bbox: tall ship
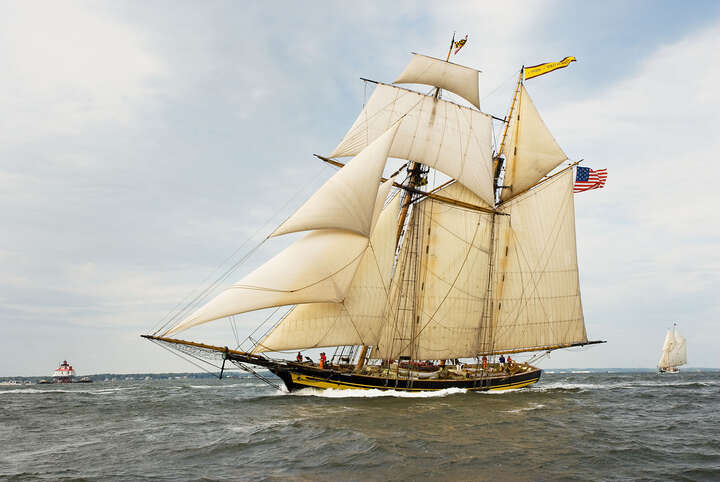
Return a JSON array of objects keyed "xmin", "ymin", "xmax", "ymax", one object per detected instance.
[
  {"xmin": 144, "ymin": 39, "xmax": 603, "ymax": 392},
  {"xmin": 658, "ymin": 323, "xmax": 686, "ymax": 374}
]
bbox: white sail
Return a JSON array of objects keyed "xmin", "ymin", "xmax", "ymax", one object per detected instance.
[
  {"xmin": 491, "ymin": 169, "xmax": 587, "ymax": 352},
  {"xmin": 165, "ymin": 229, "xmax": 368, "ymax": 335},
  {"xmin": 374, "ymin": 183, "xmax": 494, "ymax": 360},
  {"xmin": 659, "ymin": 326, "xmax": 687, "ymax": 368},
  {"xmin": 272, "ymin": 123, "xmax": 399, "ymax": 237},
  {"xmin": 254, "ymin": 192, "xmax": 401, "ymax": 353},
  {"xmin": 394, "ymin": 53, "xmax": 481, "ymax": 110},
  {"xmin": 500, "ymin": 85, "xmax": 567, "ymax": 201},
  {"xmin": 673, "ymin": 329, "xmax": 687, "ymax": 366},
  {"xmin": 330, "ymin": 83, "xmax": 495, "ymax": 206},
  {"xmin": 658, "ymin": 329, "xmax": 674, "ymax": 368}
]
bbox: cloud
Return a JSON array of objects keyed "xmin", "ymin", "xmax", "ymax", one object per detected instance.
[{"xmin": 0, "ymin": 1, "xmax": 166, "ymax": 142}]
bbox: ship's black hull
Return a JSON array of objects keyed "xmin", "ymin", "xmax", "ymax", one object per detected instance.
[{"xmin": 267, "ymin": 363, "xmax": 542, "ymax": 392}]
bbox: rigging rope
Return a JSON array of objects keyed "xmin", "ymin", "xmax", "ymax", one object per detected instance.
[
  {"xmin": 150, "ymin": 162, "xmax": 330, "ymax": 336},
  {"xmin": 150, "ymin": 339, "xmax": 222, "ymax": 376}
]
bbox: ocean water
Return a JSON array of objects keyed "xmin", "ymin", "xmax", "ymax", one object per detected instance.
[{"xmin": 1, "ymin": 371, "xmax": 719, "ymax": 481}]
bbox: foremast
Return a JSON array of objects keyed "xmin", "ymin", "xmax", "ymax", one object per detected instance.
[{"xmin": 356, "ymin": 35, "xmax": 459, "ymax": 370}]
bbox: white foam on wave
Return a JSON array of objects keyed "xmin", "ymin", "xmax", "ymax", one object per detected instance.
[
  {"xmin": 534, "ymin": 382, "xmax": 600, "ymax": 391},
  {"xmin": 286, "ymin": 387, "xmax": 468, "ymax": 398},
  {"xmin": 190, "ymin": 382, "xmax": 269, "ymax": 389},
  {"xmin": 502, "ymin": 403, "xmax": 546, "ymax": 413},
  {"xmin": 535, "ymin": 379, "xmax": 719, "ymax": 392}
]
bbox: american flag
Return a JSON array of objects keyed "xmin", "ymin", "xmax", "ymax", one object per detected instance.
[{"xmin": 574, "ymin": 166, "xmax": 607, "ymax": 193}]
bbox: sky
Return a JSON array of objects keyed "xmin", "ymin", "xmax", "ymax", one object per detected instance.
[{"xmin": 2, "ymin": 0, "xmax": 719, "ymax": 376}]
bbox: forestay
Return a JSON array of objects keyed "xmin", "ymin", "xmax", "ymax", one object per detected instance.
[
  {"xmin": 253, "ymin": 192, "xmax": 401, "ymax": 353},
  {"xmin": 500, "ymin": 85, "xmax": 567, "ymax": 202},
  {"xmin": 330, "ymin": 83, "xmax": 494, "ymax": 206},
  {"xmin": 394, "ymin": 53, "xmax": 481, "ymax": 110},
  {"xmin": 491, "ymin": 169, "xmax": 587, "ymax": 352}
]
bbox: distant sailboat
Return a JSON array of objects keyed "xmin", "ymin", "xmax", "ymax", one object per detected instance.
[{"xmin": 658, "ymin": 323, "xmax": 686, "ymax": 374}]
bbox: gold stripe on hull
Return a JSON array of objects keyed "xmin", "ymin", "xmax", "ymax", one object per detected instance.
[{"xmin": 289, "ymin": 373, "xmax": 540, "ymax": 392}]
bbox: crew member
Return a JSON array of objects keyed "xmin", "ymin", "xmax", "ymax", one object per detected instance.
[
  {"xmin": 499, "ymin": 354, "xmax": 506, "ymax": 370},
  {"xmin": 296, "ymin": 352, "xmax": 303, "ymax": 363},
  {"xmin": 319, "ymin": 352, "xmax": 327, "ymax": 369},
  {"xmin": 481, "ymin": 355, "xmax": 488, "ymax": 372}
]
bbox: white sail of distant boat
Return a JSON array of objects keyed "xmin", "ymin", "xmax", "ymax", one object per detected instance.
[{"xmin": 658, "ymin": 323, "xmax": 686, "ymax": 373}]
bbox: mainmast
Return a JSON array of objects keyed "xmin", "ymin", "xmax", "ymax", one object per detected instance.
[{"xmin": 357, "ymin": 35, "xmax": 457, "ymax": 370}]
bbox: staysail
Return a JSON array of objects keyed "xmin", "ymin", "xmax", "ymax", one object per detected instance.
[
  {"xmin": 500, "ymin": 84, "xmax": 567, "ymax": 201},
  {"xmin": 164, "ymin": 127, "xmax": 400, "ymax": 336},
  {"xmin": 254, "ymin": 191, "xmax": 401, "ymax": 352},
  {"xmin": 330, "ymin": 82, "xmax": 495, "ymax": 206},
  {"xmin": 273, "ymin": 123, "xmax": 399, "ymax": 237},
  {"xmin": 165, "ymin": 229, "xmax": 369, "ymax": 335}
]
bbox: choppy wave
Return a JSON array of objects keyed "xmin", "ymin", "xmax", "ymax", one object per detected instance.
[
  {"xmin": 189, "ymin": 383, "xmax": 268, "ymax": 389},
  {"xmin": 503, "ymin": 403, "xmax": 546, "ymax": 413},
  {"xmin": 2, "ymin": 372, "xmax": 718, "ymax": 481},
  {"xmin": 534, "ymin": 382, "xmax": 602, "ymax": 392},
  {"xmin": 0, "ymin": 387, "xmax": 136, "ymax": 395}
]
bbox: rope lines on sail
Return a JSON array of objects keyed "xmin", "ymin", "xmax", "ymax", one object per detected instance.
[
  {"xmin": 479, "ymin": 212, "xmax": 497, "ymax": 356},
  {"xmin": 337, "ymin": 85, "xmax": 427, "ymax": 155},
  {"xmin": 396, "ymin": 197, "xmax": 486, "ymax": 359},
  {"xmin": 382, "ymin": 200, "xmax": 423, "ymax": 363},
  {"xmin": 251, "ymin": 193, "xmax": 400, "ymax": 355},
  {"xmin": 338, "ymin": 86, "xmax": 494, "ymax": 199},
  {"xmin": 365, "ymin": 222, "xmax": 397, "ymax": 343},
  {"xmin": 491, "ymin": 175, "xmax": 585, "ymax": 353},
  {"xmin": 230, "ymin": 241, "xmax": 367, "ymax": 294},
  {"xmin": 335, "ymin": 226, "xmax": 399, "ymax": 350},
  {"xmin": 151, "ymin": 162, "xmax": 331, "ymax": 336}
]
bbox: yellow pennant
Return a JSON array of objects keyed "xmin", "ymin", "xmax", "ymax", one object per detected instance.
[{"xmin": 524, "ymin": 56, "xmax": 576, "ymax": 80}]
